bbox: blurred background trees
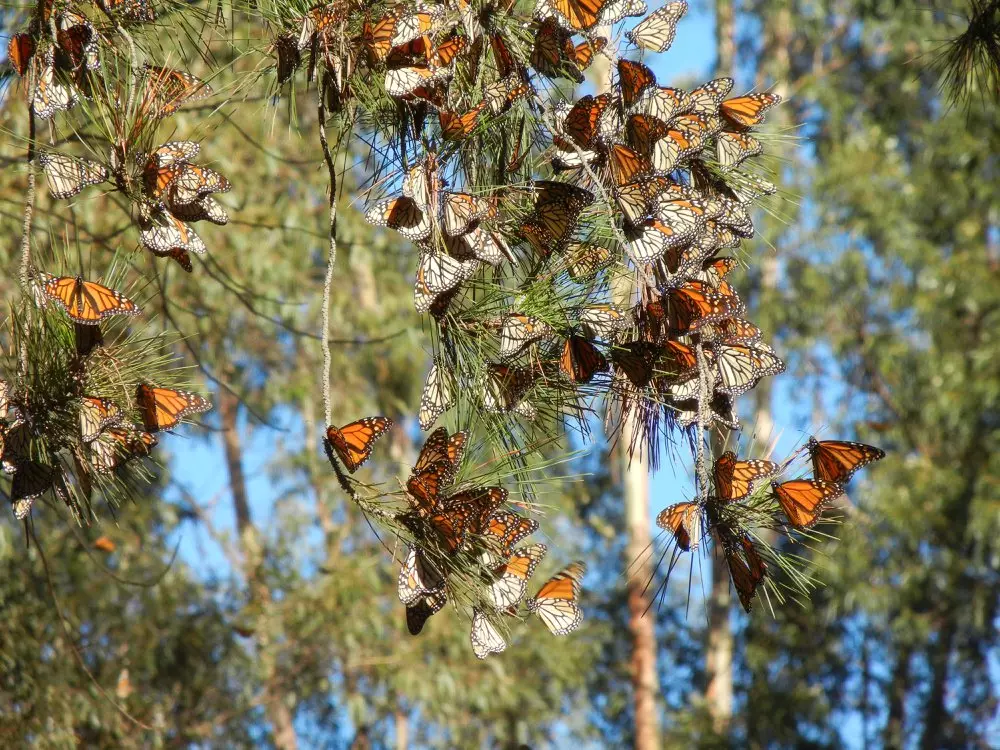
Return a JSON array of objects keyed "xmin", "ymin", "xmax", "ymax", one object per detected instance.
[{"xmin": 1, "ymin": 0, "xmax": 996, "ymax": 748}]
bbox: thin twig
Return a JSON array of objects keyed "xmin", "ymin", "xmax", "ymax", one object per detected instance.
[{"xmin": 317, "ymin": 78, "xmax": 339, "ymax": 428}]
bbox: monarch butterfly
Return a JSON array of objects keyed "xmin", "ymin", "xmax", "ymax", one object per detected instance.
[
  {"xmin": 656, "ymin": 500, "xmax": 702, "ymax": 551},
  {"xmin": 490, "ymin": 542, "xmax": 547, "ymax": 610},
  {"xmin": 406, "ymin": 427, "xmax": 468, "ymax": 513},
  {"xmin": 139, "ymin": 210, "xmax": 206, "ymax": 268},
  {"xmin": 167, "ymin": 165, "xmax": 232, "ymax": 207},
  {"xmin": 614, "ymin": 175, "xmax": 669, "ymax": 224},
  {"xmin": 482, "ymin": 511, "xmax": 539, "ymax": 561},
  {"xmin": 710, "ymin": 342, "xmax": 785, "ymax": 397},
  {"xmin": 79, "ymin": 396, "xmax": 123, "ymax": 443},
  {"xmin": 499, "ymin": 314, "xmax": 552, "ymax": 360},
  {"xmin": 702, "ymin": 317, "xmax": 763, "ymax": 346},
  {"xmin": 672, "ymin": 392, "xmax": 740, "ymax": 431},
  {"xmin": 659, "ymin": 339, "xmax": 699, "ymax": 374},
  {"xmin": 136, "ymin": 384, "xmax": 212, "ymax": 433},
  {"xmin": 439, "ymin": 104, "xmax": 484, "ymax": 140},
  {"xmin": 719, "ymin": 531, "xmax": 767, "ymax": 613},
  {"xmin": 169, "ymin": 196, "xmax": 230, "ymax": 226},
  {"xmin": 521, "ymin": 181, "xmax": 593, "ymax": 253},
  {"xmin": 55, "ymin": 20, "xmax": 97, "ymax": 73},
  {"xmin": 667, "ymin": 279, "xmax": 742, "ymax": 333},
  {"xmin": 560, "ymin": 335, "xmax": 607, "ymax": 383},
  {"xmin": 418, "ymin": 360, "xmax": 455, "ymax": 431},
  {"xmin": 681, "ymin": 77, "xmax": 733, "ymax": 117},
  {"xmin": 10, "ymin": 459, "xmax": 55, "ymax": 519},
  {"xmin": 39, "ymin": 273, "xmax": 141, "ymax": 325},
  {"xmin": 567, "ymin": 35, "xmax": 606, "ymax": 70},
  {"xmin": 97, "ymin": 0, "xmax": 155, "ymax": 22},
  {"xmin": 622, "ymin": 219, "xmax": 685, "ymax": 266},
  {"xmin": 272, "ymin": 32, "xmax": 302, "ymax": 84},
  {"xmin": 534, "ymin": 0, "xmax": 605, "ymax": 31},
  {"xmin": 716, "ymin": 131, "xmax": 763, "ymax": 170},
  {"xmin": 384, "ymin": 65, "xmax": 449, "ymax": 97},
  {"xmin": 598, "ymin": 0, "xmax": 648, "ymax": 26},
  {"xmin": 633, "ymin": 86, "xmax": 685, "ymax": 124},
  {"xmin": 626, "ymin": 0, "xmax": 687, "ymax": 52},
  {"xmin": 561, "ymin": 93, "xmax": 613, "ymax": 149},
  {"xmin": 607, "ymin": 143, "xmax": 653, "ymax": 187},
  {"xmin": 806, "ymin": 438, "xmax": 885, "ymax": 484},
  {"xmin": 448, "ymin": 486, "xmax": 507, "ymax": 533},
  {"xmin": 611, "ymin": 340, "xmax": 661, "ymax": 388},
  {"xmin": 405, "ymin": 486, "xmax": 503, "ymax": 554},
  {"xmin": 360, "ymin": 10, "xmax": 398, "ymax": 64},
  {"xmin": 447, "ymin": 225, "xmax": 508, "ymax": 266},
  {"xmin": 617, "ymin": 59, "xmax": 657, "ymax": 108},
  {"xmin": 391, "ymin": 2, "xmax": 447, "ymax": 47},
  {"xmin": 144, "ymin": 66, "xmax": 212, "ymax": 118},
  {"xmin": 483, "ymin": 73, "xmax": 532, "ymax": 115},
  {"xmin": 527, "ymin": 561, "xmax": 585, "ymax": 635},
  {"xmin": 771, "ymin": 479, "xmax": 844, "ymax": 528},
  {"xmin": 442, "ymin": 193, "xmax": 490, "ymax": 237},
  {"xmin": 406, "ymin": 589, "xmax": 447, "ymax": 635},
  {"xmin": 1, "ymin": 419, "xmax": 31, "ymax": 475},
  {"xmin": 651, "ymin": 121, "xmax": 711, "ymax": 173},
  {"xmin": 0, "ymin": 379, "xmax": 9, "ymax": 420},
  {"xmin": 482, "ymin": 363, "xmax": 536, "ymax": 417},
  {"xmin": 471, "ymin": 608, "xmax": 507, "ymax": 659},
  {"xmin": 406, "ymin": 462, "xmax": 455, "ymax": 515},
  {"xmin": 565, "ymin": 242, "xmax": 612, "ymax": 279},
  {"xmin": 713, "ymin": 451, "xmax": 779, "ymax": 502},
  {"xmin": 365, "ymin": 196, "xmax": 432, "ymax": 240},
  {"xmin": 417, "ymin": 252, "xmax": 476, "ymax": 298},
  {"xmin": 577, "ymin": 304, "xmax": 628, "ymax": 340},
  {"xmin": 397, "ymin": 545, "xmax": 445, "ymax": 605},
  {"xmin": 90, "ymin": 426, "xmax": 157, "ymax": 474},
  {"xmin": 31, "ymin": 54, "xmax": 77, "ymax": 120},
  {"xmin": 324, "ymin": 416, "xmax": 393, "ymax": 473},
  {"xmin": 39, "ymin": 152, "xmax": 108, "ymax": 200},
  {"xmin": 143, "ymin": 140, "xmax": 200, "ymax": 169},
  {"xmin": 7, "ymin": 33, "xmax": 35, "ymax": 77},
  {"xmin": 720, "ymin": 92, "xmax": 782, "ymax": 130},
  {"xmin": 624, "ymin": 113, "xmax": 670, "ymax": 156}
]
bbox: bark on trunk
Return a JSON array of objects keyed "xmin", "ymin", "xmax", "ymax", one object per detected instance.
[
  {"xmin": 394, "ymin": 709, "xmax": 409, "ymax": 750},
  {"xmin": 624, "ymin": 432, "xmax": 660, "ymax": 750},
  {"xmin": 883, "ymin": 644, "xmax": 912, "ymax": 749},
  {"xmin": 219, "ymin": 389, "xmax": 299, "ymax": 750}
]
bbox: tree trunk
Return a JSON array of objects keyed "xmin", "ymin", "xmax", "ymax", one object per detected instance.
[
  {"xmin": 624, "ymin": 432, "xmax": 660, "ymax": 750},
  {"xmin": 919, "ymin": 613, "xmax": 957, "ymax": 750},
  {"xmin": 394, "ymin": 709, "xmax": 408, "ymax": 750},
  {"xmin": 219, "ymin": 388, "xmax": 299, "ymax": 750},
  {"xmin": 883, "ymin": 643, "xmax": 912, "ymax": 749}
]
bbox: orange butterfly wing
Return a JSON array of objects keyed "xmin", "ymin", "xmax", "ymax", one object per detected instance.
[
  {"xmin": 560, "ymin": 335, "xmax": 607, "ymax": 384},
  {"xmin": 655, "ymin": 501, "xmax": 702, "ymax": 551},
  {"xmin": 42, "ymin": 274, "xmax": 140, "ymax": 324},
  {"xmin": 720, "ymin": 93, "xmax": 782, "ymax": 129},
  {"xmin": 807, "ymin": 438, "xmax": 885, "ymax": 484},
  {"xmin": 136, "ymin": 383, "xmax": 212, "ymax": 432},
  {"xmin": 713, "ymin": 451, "xmax": 779, "ymax": 502},
  {"xmin": 326, "ymin": 416, "xmax": 392, "ymax": 473},
  {"xmin": 771, "ymin": 479, "xmax": 844, "ymax": 528}
]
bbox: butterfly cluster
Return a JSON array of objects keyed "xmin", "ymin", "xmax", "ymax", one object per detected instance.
[
  {"xmin": 657, "ymin": 439, "xmax": 884, "ymax": 612},
  {"xmin": 10, "ymin": 2, "xmax": 223, "ymax": 275},
  {"xmin": 325, "ymin": 421, "xmax": 586, "ymax": 657},
  {"xmin": 4, "ymin": 2, "xmax": 217, "ymax": 521},
  {"xmin": 0, "ymin": 369, "xmax": 211, "ymax": 520}
]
